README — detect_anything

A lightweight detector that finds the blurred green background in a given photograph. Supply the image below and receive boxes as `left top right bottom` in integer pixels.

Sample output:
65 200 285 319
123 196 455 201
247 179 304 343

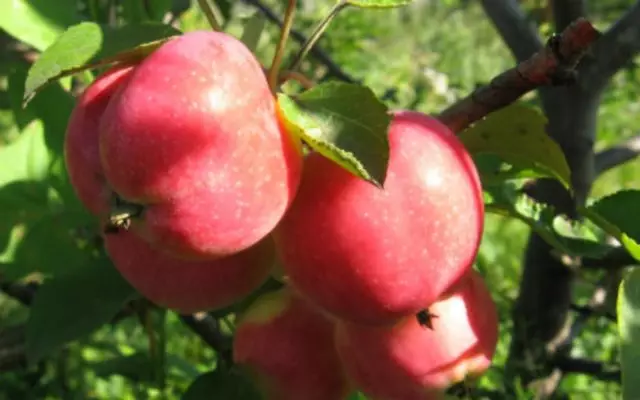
0 0 638 399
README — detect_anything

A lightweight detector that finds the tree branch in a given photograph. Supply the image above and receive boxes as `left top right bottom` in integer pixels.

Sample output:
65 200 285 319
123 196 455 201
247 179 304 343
437 18 599 133
551 356 621 382
178 313 233 366
240 0 356 83
479 0 544 62
570 303 616 322
582 0 640 90
581 246 638 270
447 383 506 399
552 0 587 31
553 277 611 354
594 134 640 176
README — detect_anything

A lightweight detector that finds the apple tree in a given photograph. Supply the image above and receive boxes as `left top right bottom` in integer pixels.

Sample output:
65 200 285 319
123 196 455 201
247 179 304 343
0 0 639 399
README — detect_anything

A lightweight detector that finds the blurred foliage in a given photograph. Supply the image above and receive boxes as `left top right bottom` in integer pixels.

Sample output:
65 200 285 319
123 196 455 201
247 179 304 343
0 0 638 399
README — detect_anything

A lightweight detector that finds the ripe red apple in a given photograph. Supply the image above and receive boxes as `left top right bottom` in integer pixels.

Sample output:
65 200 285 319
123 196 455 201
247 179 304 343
65 65 134 215
102 230 274 313
273 110 484 325
99 30 303 260
335 270 499 400
65 65 274 313
233 286 351 400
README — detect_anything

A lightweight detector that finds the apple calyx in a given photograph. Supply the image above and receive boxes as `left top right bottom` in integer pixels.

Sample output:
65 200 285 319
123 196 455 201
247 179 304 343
416 309 438 331
104 195 144 233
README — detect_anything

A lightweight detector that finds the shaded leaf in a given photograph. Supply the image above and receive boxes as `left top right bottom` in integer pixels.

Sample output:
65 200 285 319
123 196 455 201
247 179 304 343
459 104 572 190
473 153 554 185
240 12 266 52
146 0 173 21
91 353 156 383
26 256 136 364
484 182 611 258
277 83 391 187
582 190 640 262
618 268 640 400
24 22 181 104
182 368 261 400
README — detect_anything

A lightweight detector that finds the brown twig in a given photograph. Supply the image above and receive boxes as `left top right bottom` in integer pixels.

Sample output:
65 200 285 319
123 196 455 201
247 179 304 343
594 134 640 176
551 356 620 382
279 70 315 89
241 0 356 83
437 18 601 133
178 313 233 367
581 246 638 270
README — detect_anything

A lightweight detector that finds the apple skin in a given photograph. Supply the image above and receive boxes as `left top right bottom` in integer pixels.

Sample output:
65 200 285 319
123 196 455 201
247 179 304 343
233 286 351 400
64 65 134 215
334 270 499 400
102 230 274 313
99 30 303 260
65 65 273 313
273 110 484 325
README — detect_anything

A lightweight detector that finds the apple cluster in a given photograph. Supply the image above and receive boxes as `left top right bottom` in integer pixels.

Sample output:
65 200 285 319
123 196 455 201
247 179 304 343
65 30 499 399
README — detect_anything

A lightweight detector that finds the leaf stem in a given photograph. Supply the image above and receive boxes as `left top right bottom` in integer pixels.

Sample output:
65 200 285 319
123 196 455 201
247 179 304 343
267 0 297 92
287 1 349 73
197 0 224 31
279 70 315 89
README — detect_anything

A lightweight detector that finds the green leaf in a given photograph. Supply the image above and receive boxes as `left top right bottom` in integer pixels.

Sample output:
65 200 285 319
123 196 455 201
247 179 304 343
277 83 391 187
0 182 53 270
484 182 611 258
346 0 413 8
25 256 136 364
0 0 80 51
459 104 572 190
240 12 266 52
182 368 261 400
618 268 640 399
24 22 181 104
473 153 555 185
0 119 50 186
9 59 75 156
582 190 640 262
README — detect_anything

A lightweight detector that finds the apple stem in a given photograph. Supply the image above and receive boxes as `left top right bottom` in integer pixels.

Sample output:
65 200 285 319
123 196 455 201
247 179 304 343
287 1 349 74
197 0 224 32
267 0 297 93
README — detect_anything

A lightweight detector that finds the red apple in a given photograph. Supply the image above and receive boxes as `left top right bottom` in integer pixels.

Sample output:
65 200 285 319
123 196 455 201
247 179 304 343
99 30 303 260
233 286 351 400
65 65 273 313
65 65 134 215
102 230 274 313
273 110 484 325
334 270 499 400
